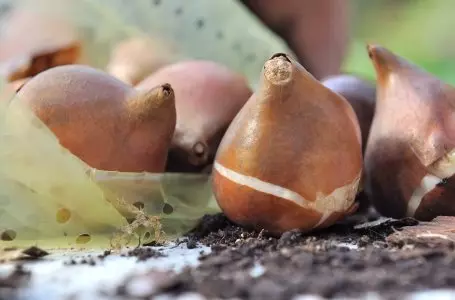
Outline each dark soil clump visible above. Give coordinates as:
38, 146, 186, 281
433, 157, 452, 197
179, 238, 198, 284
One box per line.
21, 246, 49, 259
126, 247, 166, 262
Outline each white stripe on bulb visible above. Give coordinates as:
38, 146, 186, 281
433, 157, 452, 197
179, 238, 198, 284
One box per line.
407, 174, 440, 217
213, 161, 360, 214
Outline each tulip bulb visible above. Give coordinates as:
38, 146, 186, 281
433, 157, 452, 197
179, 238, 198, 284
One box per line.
17, 65, 176, 172
0, 8, 81, 81
322, 74, 376, 154
106, 36, 176, 86
136, 60, 252, 173
365, 44, 455, 220
212, 53, 363, 234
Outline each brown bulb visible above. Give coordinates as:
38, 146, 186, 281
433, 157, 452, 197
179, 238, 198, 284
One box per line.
17, 65, 176, 172
212, 53, 363, 235
136, 60, 252, 173
0, 8, 81, 82
365, 44, 455, 220
322, 74, 376, 154
106, 36, 176, 86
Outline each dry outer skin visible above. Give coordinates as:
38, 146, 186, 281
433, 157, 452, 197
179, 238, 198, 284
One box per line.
322, 74, 376, 154
106, 36, 176, 86
136, 60, 252, 173
212, 53, 363, 234
364, 45, 455, 221
0, 8, 81, 81
17, 65, 176, 172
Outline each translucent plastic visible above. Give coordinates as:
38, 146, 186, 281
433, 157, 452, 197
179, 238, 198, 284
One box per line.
0, 80, 219, 249
1, 0, 292, 89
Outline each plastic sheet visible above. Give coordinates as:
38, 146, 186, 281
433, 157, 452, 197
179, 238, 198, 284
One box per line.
0, 78, 219, 249
0, 0, 292, 88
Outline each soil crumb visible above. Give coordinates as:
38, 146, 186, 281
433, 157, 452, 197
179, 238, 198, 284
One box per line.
127, 247, 166, 262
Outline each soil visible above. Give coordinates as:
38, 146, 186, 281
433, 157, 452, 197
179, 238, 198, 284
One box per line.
4, 204, 455, 299
118, 209, 455, 300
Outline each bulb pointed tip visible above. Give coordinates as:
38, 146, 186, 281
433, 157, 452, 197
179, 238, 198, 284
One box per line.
159, 83, 174, 99
264, 53, 293, 85
366, 44, 386, 61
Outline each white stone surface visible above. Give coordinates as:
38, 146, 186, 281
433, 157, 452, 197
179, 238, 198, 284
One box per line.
0, 241, 210, 300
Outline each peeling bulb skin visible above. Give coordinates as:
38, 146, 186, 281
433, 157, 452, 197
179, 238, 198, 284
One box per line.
17, 65, 175, 173
212, 53, 363, 234
322, 74, 376, 154
364, 44, 455, 221
136, 60, 252, 173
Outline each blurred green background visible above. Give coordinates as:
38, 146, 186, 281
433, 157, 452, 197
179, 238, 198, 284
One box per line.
344, 0, 455, 84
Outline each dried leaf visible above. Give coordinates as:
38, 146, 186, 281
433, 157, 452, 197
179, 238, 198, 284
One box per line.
387, 216, 455, 246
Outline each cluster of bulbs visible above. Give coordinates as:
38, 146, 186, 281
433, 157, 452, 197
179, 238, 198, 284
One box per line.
2, 9, 453, 236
